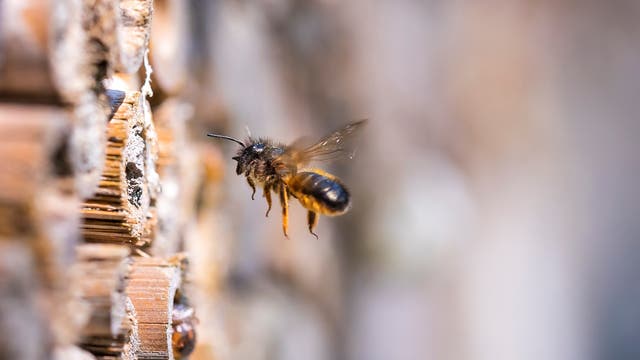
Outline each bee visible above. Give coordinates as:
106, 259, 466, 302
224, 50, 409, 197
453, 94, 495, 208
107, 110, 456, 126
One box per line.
207, 120, 366, 238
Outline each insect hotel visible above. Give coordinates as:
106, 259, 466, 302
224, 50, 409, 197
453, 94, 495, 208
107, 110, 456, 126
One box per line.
0, 1, 226, 358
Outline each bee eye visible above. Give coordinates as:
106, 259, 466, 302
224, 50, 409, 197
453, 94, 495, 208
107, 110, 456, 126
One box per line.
252, 143, 265, 153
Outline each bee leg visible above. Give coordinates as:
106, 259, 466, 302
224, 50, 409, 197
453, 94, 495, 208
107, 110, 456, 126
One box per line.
263, 184, 272, 217
247, 177, 256, 200
307, 211, 319, 239
278, 183, 289, 238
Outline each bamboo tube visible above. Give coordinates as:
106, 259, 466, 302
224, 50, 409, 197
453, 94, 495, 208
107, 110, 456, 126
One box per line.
0, 0, 116, 101
69, 92, 110, 199
0, 0, 109, 197
0, 107, 79, 281
126, 256, 182, 359
73, 244, 135, 357
76, 0, 155, 75
51, 0, 112, 197
50, 0, 104, 101
0, 107, 102, 352
0, 0, 59, 101
47, 0, 155, 96
81, 89, 155, 247
0, 109, 71, 237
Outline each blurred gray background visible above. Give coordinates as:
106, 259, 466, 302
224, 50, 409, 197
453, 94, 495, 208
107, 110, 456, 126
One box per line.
184, 1, 640, 359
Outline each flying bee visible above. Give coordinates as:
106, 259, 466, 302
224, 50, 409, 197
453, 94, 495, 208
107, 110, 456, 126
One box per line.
207, 120, 367, 238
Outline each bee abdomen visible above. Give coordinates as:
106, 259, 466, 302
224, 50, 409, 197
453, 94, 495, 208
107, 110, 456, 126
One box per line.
288, 171, 350, 215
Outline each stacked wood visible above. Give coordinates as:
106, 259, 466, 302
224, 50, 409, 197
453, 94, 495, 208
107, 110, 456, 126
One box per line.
0, 0, 110, 198
81, 89, 157, 247
0, 110, 89, 347
0, 107, 111, 357
0, 0, 156, 196
62, 0, 154, 198
50, 0, 155, 94
0, 0, 207, 358
126, 256, 182, 359
73, 244, 135, 357
0, 3, 95, 354
0, 109, 74, 239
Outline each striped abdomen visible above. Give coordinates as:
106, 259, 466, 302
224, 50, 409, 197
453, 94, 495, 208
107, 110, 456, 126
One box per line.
288, 171, 350, 216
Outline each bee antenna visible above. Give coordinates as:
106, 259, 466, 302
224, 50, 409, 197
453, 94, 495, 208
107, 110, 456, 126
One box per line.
207, 133, 245, 147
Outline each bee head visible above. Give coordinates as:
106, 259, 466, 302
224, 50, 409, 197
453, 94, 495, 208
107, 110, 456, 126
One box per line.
232, 142, 265, 175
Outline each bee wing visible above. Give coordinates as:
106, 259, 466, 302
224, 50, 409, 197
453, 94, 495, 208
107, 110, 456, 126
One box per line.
282, 120, 368, 168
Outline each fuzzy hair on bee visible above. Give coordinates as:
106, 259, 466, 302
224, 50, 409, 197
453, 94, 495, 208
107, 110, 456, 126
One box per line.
208, 120, 366, 238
